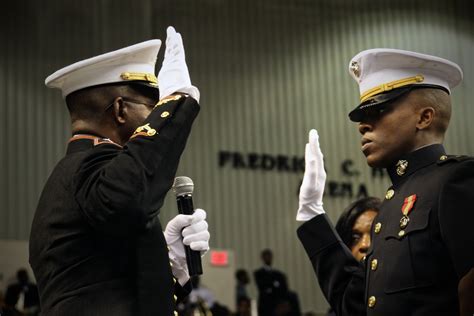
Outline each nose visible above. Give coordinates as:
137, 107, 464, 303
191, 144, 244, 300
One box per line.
358, 121, 372, 135
358, 234, 371, 254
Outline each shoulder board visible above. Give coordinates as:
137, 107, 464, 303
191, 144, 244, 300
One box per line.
437, 155, 473, 165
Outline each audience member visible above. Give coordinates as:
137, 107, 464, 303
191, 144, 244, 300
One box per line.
254, 249, 301, 315
254, 249, 288, 315
327, 197, 381, 316
235, 269, 250, 305
335, 197, 381, 262
233, 296, 251, 316
186, 277, 231, 316
4, 269, 39, 315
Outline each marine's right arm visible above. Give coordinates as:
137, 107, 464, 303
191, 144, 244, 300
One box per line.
297, 214, 366, 316
296, 130, 366, 315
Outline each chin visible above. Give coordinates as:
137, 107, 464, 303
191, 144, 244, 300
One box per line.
365, 154, 388, 168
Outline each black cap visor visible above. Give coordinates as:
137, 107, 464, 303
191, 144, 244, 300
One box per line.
128, 81, 160, 99
348, 87, 412, 122
348, 84, 449, 122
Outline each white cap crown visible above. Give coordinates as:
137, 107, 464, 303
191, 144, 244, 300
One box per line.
45, 39, 162, 98
348, 48, 463, 103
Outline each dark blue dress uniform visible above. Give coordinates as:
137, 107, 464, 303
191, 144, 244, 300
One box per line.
297, 144, 474, 316
29, 94, 199, 316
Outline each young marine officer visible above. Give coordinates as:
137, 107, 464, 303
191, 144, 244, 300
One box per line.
29, 27, 210, 316
296, 49, 474, 316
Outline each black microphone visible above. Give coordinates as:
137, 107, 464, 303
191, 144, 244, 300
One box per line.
172, 176, 203, 276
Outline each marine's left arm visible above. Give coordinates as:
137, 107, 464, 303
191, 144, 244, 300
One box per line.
438, 159, 474, 315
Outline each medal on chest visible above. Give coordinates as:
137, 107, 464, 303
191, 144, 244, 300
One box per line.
399, 194, 417, 230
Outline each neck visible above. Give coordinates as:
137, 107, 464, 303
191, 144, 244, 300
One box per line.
411, 130, 444, 151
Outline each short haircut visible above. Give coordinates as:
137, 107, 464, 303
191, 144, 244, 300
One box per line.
335, 197, 382, 248
411, 87, 452, 136
236, 269, 248, 280
261, 248, 273, 257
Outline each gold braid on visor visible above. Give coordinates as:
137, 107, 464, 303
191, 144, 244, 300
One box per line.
120, 72, 158, 86
360, 75, 424, 103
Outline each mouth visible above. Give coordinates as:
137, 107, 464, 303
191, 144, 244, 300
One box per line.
361, 138, 373, 153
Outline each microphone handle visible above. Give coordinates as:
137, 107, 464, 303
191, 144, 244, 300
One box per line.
176, 195, 203, 276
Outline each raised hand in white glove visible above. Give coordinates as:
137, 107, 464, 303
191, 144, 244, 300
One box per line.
296, 129, 327, 221
164, 208, 209, 285
158, 26, 200, 102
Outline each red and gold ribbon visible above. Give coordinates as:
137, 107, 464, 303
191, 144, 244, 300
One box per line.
401, 194, 417, 215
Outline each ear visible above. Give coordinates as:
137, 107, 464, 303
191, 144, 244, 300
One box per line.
111, 97, 127, 124
416, 107, 435, 130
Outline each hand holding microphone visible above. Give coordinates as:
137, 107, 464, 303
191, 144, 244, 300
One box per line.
164, 176, 209, 285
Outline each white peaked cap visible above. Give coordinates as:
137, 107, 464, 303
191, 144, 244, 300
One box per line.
45, 39, 162, 98
347, 48, 463, 122
348, 48, 463, 103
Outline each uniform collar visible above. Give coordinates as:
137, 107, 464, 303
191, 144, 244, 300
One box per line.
387, 144, 446, 186
66, 134, 122, 155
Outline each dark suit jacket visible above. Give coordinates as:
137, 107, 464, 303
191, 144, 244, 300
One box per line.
29, 94, 199, 316
254, 267, 288, 315
298, 145, 474, 316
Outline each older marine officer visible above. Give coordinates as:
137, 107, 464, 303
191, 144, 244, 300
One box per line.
296, 49, 474, 315
29, 27, 210, 316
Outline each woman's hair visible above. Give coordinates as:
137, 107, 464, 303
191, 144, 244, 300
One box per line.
335, 197, 382, 248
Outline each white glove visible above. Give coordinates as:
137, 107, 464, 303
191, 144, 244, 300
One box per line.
164, 208, 210, 285
158, 26, 200, 102
296, 129, 327, 221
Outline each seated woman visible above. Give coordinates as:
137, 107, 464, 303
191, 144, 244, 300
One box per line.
335, 197, 381, 262
326, 197, 381, 316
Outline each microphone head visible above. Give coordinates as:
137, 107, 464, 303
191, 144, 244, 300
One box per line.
172, 176, 194, 197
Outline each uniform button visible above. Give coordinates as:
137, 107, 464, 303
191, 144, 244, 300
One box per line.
374, 222, 382, 234
174, 311, 178, 316
398, 230, 405, 237
173, 295, 177, 301
161, 111, 170, 118
440, 155, 448, 161
371, 259, 378, 271
385, 189, 394, 200
368, 296, 376, 308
